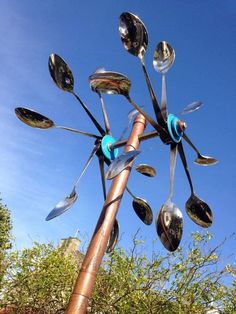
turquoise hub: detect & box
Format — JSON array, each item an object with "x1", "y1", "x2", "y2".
[
  {"x1": 167, "y1": 114, "x2": 184, "y2": 143},
  {"x1": 101, "y1": 135, "x2": 119, "y2": 160}
]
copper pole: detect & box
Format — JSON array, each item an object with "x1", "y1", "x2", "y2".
[{"x1": 66, "y1": 114, "x2": 147, "y2": 314}]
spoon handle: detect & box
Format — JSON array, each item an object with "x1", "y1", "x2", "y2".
[
  {"x1": 182, "y1": 133, "x2": 201, "y2": 156},
  {"x1": 125, "y1": 94, "x2": 171, "y2": 144},
  {"x1": 72, "y1": 91, "x2": 106, "y2": 136},
  {"x1": 168, "y1": 143, "x2": 177, "y2": 200},
  {"x1": 98, "y1": 93, "x2": 112, "y2": 135},
  {"x1": 141, "y1": 62, "x2": 165, "y2": 127},
  {"x1": 56, "y1": 126, "x2": 101, "y2": 139},
  {"x1": 74, "y1": 143, "x2": 100, "y2": 188},
  {"x1": 125, "y1": 186, "x2": 136, "y2": 199},
  {"x1": 98, "y1": 154, "x2": 107, "y2": 201},
  {"x1": 161, "y1": 74, "x2": 168, "y2": 120},
  {"x1": 177, "y1": 141, "x2": 194, "y2": 194},
  {"x1": 117, "y1": 109, "x2": 138, "y2": 141}
]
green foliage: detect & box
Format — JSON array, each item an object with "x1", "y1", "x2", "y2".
[
  {"x1": 0, "y1": 199, "x2": 12, "y2": 285},
  {"x1": 1, "y1": 243, "x2": 78, "y2": 314},
  {"x1": 0, "y1": 199, "x2": 12, "y2": 251},
  {"x1": 0, "y1": 232, "x2": 235, "y2": 314},
  {"x1": 90, "y1": 232, "x2": 235, "y2": 314}
]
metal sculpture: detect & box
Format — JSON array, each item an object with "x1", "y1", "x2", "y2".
[{"x1": 14, "y1": 12, "x2": 217, "y2": 313}]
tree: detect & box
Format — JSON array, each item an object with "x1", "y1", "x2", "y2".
[
  {"x1": 0, "y1": 232, "x2": 235, "y2": 314},
  {"x1": 0, "y1": 198, "x2": 12, "y2": 285},
  {"x1": 90, "y1": 232, "x2": 236, "y2": 314},
  {"x1": 0, "y1": 243, "x2": 78, "y2": 314},
  {"x1": 0, "y1": 198, "x2": 12, "y2": 251}
]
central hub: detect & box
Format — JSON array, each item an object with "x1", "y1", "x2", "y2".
[
  {"x1": 101, "y1": 135, "x2": 119, "y2": 160},
  {"x1": 167, "y1": 114, "x2": 187, "y2": 143}
]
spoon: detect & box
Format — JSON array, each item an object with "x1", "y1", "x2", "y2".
[
  {"x1": 125, "y1": 187, "x2": 153, "y2": 225},
  {"x1": 48, "y1": 53, "x2": 106, "y2": 136},
  {"x1": 156, "y1": 144, "x2": 183, "y2": 251},
  {"x1": 45, "y1": 143, "x2": 100, "y2": 221},
  {"x1": 89, "y1": 69, "x2": 112, "y2": 135},
  {"x1": 181, "y1": 101, "x2": 203, "y2": 115},
  {"x1": 119, "y1": 12, "x2": 166, "y2": 128},
  {"x1": 153, "y1": 41, "x2": 175, "y2": 121},
  {"x1": 106, "y1": 150, "x2": 140, "y2": 180},
  {"x1": 183, "y1": 133, "x2": 218, "y2": 166},
  {"x1": 106, "y1": 219, "x2": 119, "y2": 253},
  {"x1": 177, "y1": 141, "x2": 213, "y2": 228},
  {"x1": 135, "y1": 164, "x2": 156, "y2": 177},
  {"x1": 15, "y1": 107, "x2": 101, "y2": 139},
  {"x1": 88, "y1": 70, "x2": 172, "y2": 144}
]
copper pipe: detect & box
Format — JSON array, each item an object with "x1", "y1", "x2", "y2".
[{"x1": 65, "y1": 114, "x2": 147, "y2": 314}]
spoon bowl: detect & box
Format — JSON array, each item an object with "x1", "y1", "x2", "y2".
[
  {"x1": 181, "y1": 101, "x2": 203, "y2": 115},
  {"x1": 156, "y1": 201, "x2": 183, "y2": 252},
  {"x1": 194, "y1": 155, "x2": 218, "y2": 166},
  {"x1": 153, "y1": 41, "x2": 175, "y2": 74},
  {"x1": 106, "y1": 219, "x2": 119, "y2": 253},
  {"x1": 15, "y1": 107, "x2": 54, "y2": 129},
  {"x1": 185, "y1": 194, "x2": 212, "y2": 228},
  {"x1": 48, "y1": 54, "x2": 74, "y2": 92},
  {"x1": 89, "y1": 71, "x2": 131, "y2": 96},
  {"x1": 106, "y1": 150, "x2": 140, "y2": 180},
  {"x1": 119, "y1": 12, "x2": 148, "y2": 61},
  {"x1": 132, "y1": 197, "x2": 153, "y2": 225},
  {"x1": 46, "y1": 189, "x2": 77, "y2": 221},
  {"x1": 135, "y1": 164, "x2": 156, "y2": 177}
]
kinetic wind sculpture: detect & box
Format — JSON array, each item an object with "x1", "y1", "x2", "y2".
[{"x1": 15, "y1": 12, "x2": 217, "y2": 254}]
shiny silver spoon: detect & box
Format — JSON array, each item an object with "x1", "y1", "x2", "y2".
[
  {"x1": 106, "y1": 219, "x2": 119, "y2": 253},
  {"x1": 45, "y1": 143, "x2": 100, "y2": 221},
  {"x1": 156, "y1": 144, "x2": 183, "y2": 251},
  {"x1": 15, "y1": 107, "x2": 101, "y2": 139},
  {"x1": 89, "y1": 68, "x2": 111, "y2": 135},
  {"x1": 177, "y1": 141, "x2": 213, "y2": 228},
  {"x1": 153, "y1": 41, "x2": 175, "y2": 120},
  {"x1": 119, "y1": 12, "x2": 166, "y2": 128},
  {"x1": 126, "y1": 187, "x2": 153, "y2": 225},
  {"x1": 183, "y1": 133, "x2": 218, "y2": 166},
  {"x1": 135, "y1": 164, "x2": 156, "y2": 177},
  {"x1": 48, "y1": 53, "x2": 106, "y2": 136},
  {"x1": 106, "y1": 150, "x2": 140, "y2": 180},
  {"x1": 181, "y1": 101, "x2": 203, "y2": 115},
  {"x1": 89, "y1": 70, "x2": 171, "y2": 144}
]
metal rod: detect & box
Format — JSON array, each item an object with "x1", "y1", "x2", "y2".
[
  {"x1": 56, "y1": 126, "x2": 101, "y2": 139},
  {"x1": 65, "y1": 114, "x2": 147, "y2": 314},
  {"x1": 111, "y1": 130, "x2": 159, "y2": 149}
]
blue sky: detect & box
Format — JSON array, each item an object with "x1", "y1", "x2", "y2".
[{"x1": 0, "y1": 1, "x2": 235, "y2": 260}]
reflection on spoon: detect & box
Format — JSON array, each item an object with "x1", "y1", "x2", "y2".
[
  {"x1": 135, "y1": 164, "x2": 156, "y2": 177},
  {"x1": 106, "y1": 150, "x2": 140, "y2": 180},
  {"x1": 106, "y1": 219, "x2": 119, "y2": 253},
  {"x1": 126, "y1": 187, "x2": 153, "y2": 225}
]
